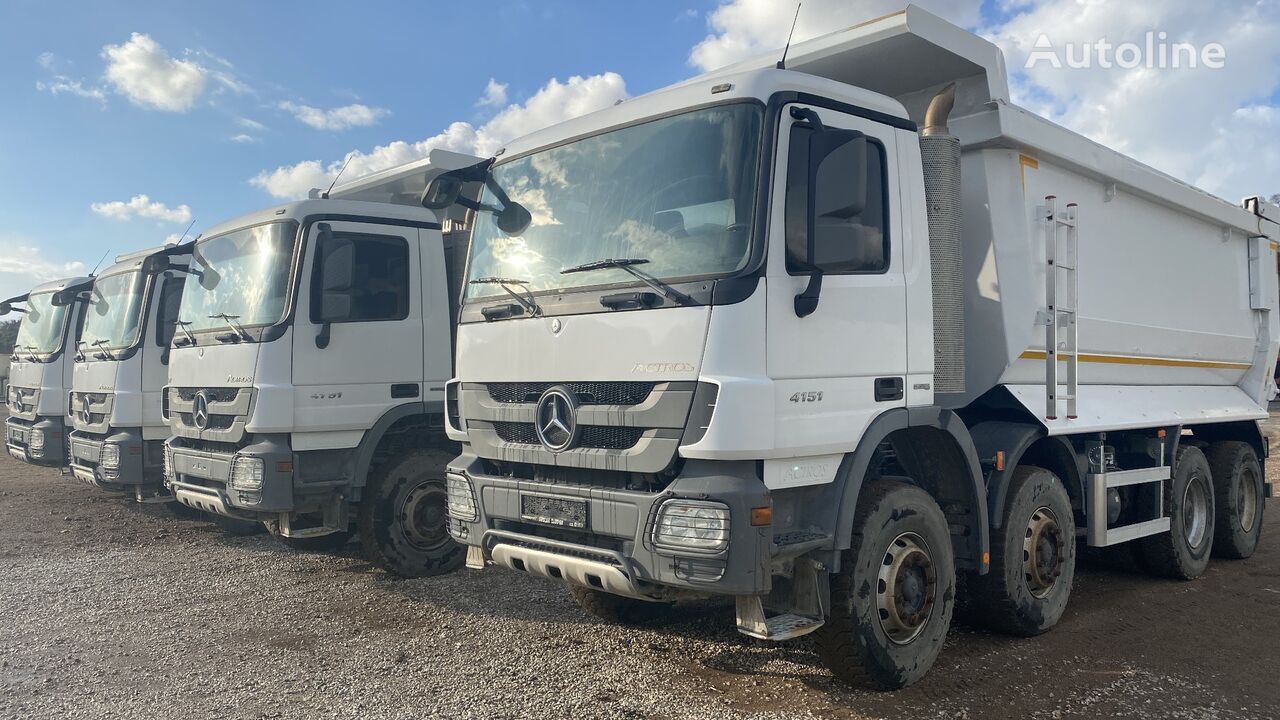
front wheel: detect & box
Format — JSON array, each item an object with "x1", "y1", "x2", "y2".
[
  {"x1": 815, "y1": 479, "x2": 956, "y2": 691},
  {"x1": 358, "y1": 449, "x2": 465, "y2": 578}
]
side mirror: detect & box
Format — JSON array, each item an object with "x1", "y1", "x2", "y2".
[
  {"x1": 198, "y1": 267, "x2": 220, "y2": 290},
  {"x1": 496, "y1": 202, "x2": 532, "y2": 236},
  {"x1": 142, "y1": 255, "x2": 172, "y2": 275},
  {"x1": 0, "y1": 302, "x2": 9, "y2": 316},
  {"x1": 792, "y1": 107, "x2": 868, "y2": 318},
  {"x1": 421, "y1": 172, "x2": 464, "y2": 210},
  {"x1": 51, "y1": 289, "x2": 78, "y2": 307}
]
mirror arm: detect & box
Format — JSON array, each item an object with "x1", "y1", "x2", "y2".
[
  {"x1": 315, "y1": 322, "x2": 331, "y2": 349},
  {"x1": 789, "y1": 106, "x2": 825, "y2": 132},
  {"x1": 794, "y1": 269, "x2": 824, "y2": 318}
]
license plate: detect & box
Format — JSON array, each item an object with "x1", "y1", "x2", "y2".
[{"x1": 520, "y1": 494, "x2": 588, "y2": 529}]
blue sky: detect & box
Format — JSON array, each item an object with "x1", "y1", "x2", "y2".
[{"x1": 1, "y1": 0, "x2": 1277, "y2": 301}]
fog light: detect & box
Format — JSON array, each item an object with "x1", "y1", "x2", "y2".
[
  {"x1": 446, "y1": 473, "x2": 477, "y2": 521},
  {"x1": 229, "y1": 456, "x2": 264, "y2": 492},
  {"x1": 99, "y1": 443, "x2": 120, "y2": 470},
  {"x1": 28, "y1": 428, "x2": 45, "y2": 458},
  {"x1": 653, "y1": 500, "x2": 730, "y2": 553}
]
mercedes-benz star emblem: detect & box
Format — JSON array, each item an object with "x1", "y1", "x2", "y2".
[
  {"x1": 534, "y1": 386, "x2": 579, "y2": 453},
  {"x1": 80, "y1": 395, "x2": 93, "y2": 425},
  {"x1": 191, "y1": 391, "x2": 211, "y2": 431}
]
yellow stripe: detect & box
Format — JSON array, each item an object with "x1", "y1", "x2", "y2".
[{"x1": 1018, "y1": 350, "x2": 1250, "y2": 370}]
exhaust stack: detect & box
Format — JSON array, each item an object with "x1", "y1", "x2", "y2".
[{"x1": 919, "y1": 82, "x2": 965, "y2": 394}]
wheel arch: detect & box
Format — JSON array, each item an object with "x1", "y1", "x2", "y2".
[
  {"x1": 969, "y1": 421, "x2": 1085, "y2": 529},
  {"x1": 351, "y1": 401, "x2": 449, "y2": 489}
]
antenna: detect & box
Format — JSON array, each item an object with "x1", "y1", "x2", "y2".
[
  {"x1": 88, "y1": 249, "x2": 111, "y2": 277},
  {"x1": 776, "y1": 3, "x2": 802, "y2": 70},
  {"x1": 321, "y1": 156, "x2": 353, "y2": 199},
  {"x1": 174, "y1": 217, "x2": 197, "y2": 244}
]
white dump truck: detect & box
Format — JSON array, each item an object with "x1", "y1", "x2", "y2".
[
  {"x1": 4, "y1": 276, "x2": 91, "y2": 466},
  {"x1": 434, "y1": 6, "x2": 1279, "y2": 689},
  {"x1": 163, "y1": 150, "x2": 481, "y2": 576},
  {"x1": 66, "y1": 244, "x2": 193, "y2": 501}
]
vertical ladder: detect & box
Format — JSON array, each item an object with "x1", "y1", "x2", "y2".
[{"x1": 1043, "y1": 196, "x2": 1079, "y2": 420}]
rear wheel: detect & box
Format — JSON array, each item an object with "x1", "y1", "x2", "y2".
[
  {"x1": 1207, "y1": 441, "x2": 1265, "y2": 559},
  {"x1": 1138, "y1": 445, "x2": 1215, "y2": 579},
  {"x1": 567, "y1": 585, "x2": 672, "y2": 626},
  {"x1": 358, "y1": 449, "x2": 464, "y2": 578},
  {"x1": 276, "y1": 529, "x2": 354, "y2": 552},
  {"x1": 815, "y1": 479, "x2": 955, "y2": 690},
  {"x1": 969, "y1": 466, "x2": 1076, "y2": 636}
]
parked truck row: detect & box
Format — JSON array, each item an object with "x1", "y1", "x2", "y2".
[{"x1": 3, "y1": 6, "x2": 1277, "y2": 691}]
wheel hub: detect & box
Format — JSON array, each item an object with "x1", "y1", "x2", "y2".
[
  {"x1": 1181, "y1": 473, "x2": 1210, "y2": 550},
  {"x1": 876, "y1": 532, "x2": 936, "y2": 645},
  {"x1": 400, "y1": 480, "x2": 450, "y2": 552},
  {"x1": 1023, "y1": 507, "x2": 1064, "y2": 598}
]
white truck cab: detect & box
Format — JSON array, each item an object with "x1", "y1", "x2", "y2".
[
  {"x1": 439, "y1": 7, "x2": 1279, "y2": 689},
  {"x1": 66, "y1": 244, "x2": 192, "y2": 500},
  {"x1": 163, "y1": 150, "x2": 481, "y2": 576},
  {"x1": 4, "y1": 275, "x2": 91, "y2": 466}
]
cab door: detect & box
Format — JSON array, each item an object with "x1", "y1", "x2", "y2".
[
  {"x1": 292, "y1": 220, "x2": 423, "y2": 444},
  {"x1": 765, "y1": 104, "x2": 908, "y2": 457}
]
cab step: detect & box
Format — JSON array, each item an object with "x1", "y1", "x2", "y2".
[
  {"x1": 735, "y1": 557, "x2": 825, "y2": 641},
  {"x1": 772, "y1": 530, "x2": 830, "y2": 560}
]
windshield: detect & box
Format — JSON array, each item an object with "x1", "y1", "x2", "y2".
[
  {"x1": 13, "y1": 291, "x2": 70, "y2": 357},
  {"x1": 465, "y1": 103, "x2": 762, "y2": 300},
  {"x1": 79, "y1": 271, "x2": 145, "y2": 352},
  {"x1": 179, "y1": 221, "x2": 298, "y2": 333}
]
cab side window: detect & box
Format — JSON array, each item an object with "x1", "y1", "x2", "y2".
[
  {"x1": 310, "y1": 232, "x2": 410, "y2": 323},
  {"x1": 784, "y1": 125, "x2": 889, "y2": 274},
  {"x1": 155, "y1": 275, "x2": 186, "y2": 347}
]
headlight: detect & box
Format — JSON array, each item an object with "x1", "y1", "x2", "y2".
[
  {"x1": 446, "y1": 473, "x2": 477, "y2": 521},
  {"x1": 163, "y1": 445, "x2": 174, "y2": 479},
  {"x1": 229, "y1": 456, "x2": 264, "y2": 492},
  {"x1": 652, "y1": 500, "x2": 730, "y2": 553},
  {"x1": 99, "y1": 443, "x2": 120, "y2": 469},
  {"x1": 28, "y1": 428, "x2": 45, "y2": 456}
]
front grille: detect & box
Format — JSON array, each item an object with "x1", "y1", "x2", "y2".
[
  {"x1": 176, "y1": 438, "x2": 239, "y2": 455},
  {"x1": 486, "y1": 382, "x2": 655, "y2": 406},
  {"x1": 174, "y1": 387, "x2": 240, "y2": 403},
  {"x1": 492, "y1": 421, "x2": 644, "y2": 450},
  {"x1": 178, "y1": 413, "x2": 236, "y2": 431}
]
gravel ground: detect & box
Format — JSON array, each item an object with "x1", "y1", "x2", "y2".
[{"x1": 2, "y1": 412, "x2": 1280, "y2": 719}]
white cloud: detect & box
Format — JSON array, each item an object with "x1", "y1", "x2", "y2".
[
  {"x1": 279, "y1": 101, "x2": 389, "y2": 131},
  {"x1": 236, "y1": 116, "x2": 265, "y2": 131},
  {"x1": 230, "y1": 133, "x2": 260, "y2": 143},
  {"x1": 987, "y1": 0, "x2": 1280, "y2": 203},
  {"x1": 90, "y1": 194, "x2": 192, "y2": 224},
  {"x1": 251, "y1": 73, "x2": 628, "y2": 199},
  {"x1": 36, "y1": 77, "x2": 107, "y2": 103},
  {"x1": 477, "y1": 78, "x2": 509, "y2": 107},
  {"x1": 688, "y1": 0, "x2": 984, "y2": 71},
  {"x1": 0, "y1": 241, "x2": 88, "y2": 303},
  {"x1": 102, "y1": 33, "x2": 208, "y2": 112}
]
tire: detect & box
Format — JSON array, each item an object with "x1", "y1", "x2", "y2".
[
  {"x1": 1206, "y1": 441, "x2": 1265, "y2": 559},
  {"x1": 358, "y1": 449, "x2": 464, "y2": 578},
  {"x1": 276, "y1": 529, "x2": 354, "y2": 553},
  {"x1": 969, "y1": 466, "x2": 1076, "y2": 636},
  {"x1": 211, "y1": 514, "x2": 264, "y2": 536},
  {"x1": 1138, "y1": 445, "x2": 1215, "y2": 579},
  {"x1": 567, "y1": 585, "x2": 672, "y2": 626},
  {"x1": 815, "y1": 479, "x2": 956, "y2": 691}
]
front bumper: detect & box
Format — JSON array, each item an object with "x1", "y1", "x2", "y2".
[
  {"x1": 165, "y1": 435, "x2": 294, "y2": 519},
  {"x1": 67, "y1": 428, "x2": 152, "y2": 488},
  {"x1": 447, "y1": 453, "x2": 773, "y2": 597},
  {"x1": 5, "y1": 415, "x2": 67, "y2": 466}
]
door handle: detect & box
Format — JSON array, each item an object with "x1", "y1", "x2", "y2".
[{"x1": 874, "y1": 377, "x2": 904, "y2": 402}]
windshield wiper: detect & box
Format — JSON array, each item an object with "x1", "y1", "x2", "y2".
[
  {"x1": 174, "y1": 320, "x2": 197, "y2": 347},
  {"x1": 208, "y1": 313, "x2": 252, "y2": 343},
  {"x1": 470, "y1": 277, "x2": 542, "y2": 319},
  {"x1": 560, "y1": 258, "x2": 696, "y2": 306},
  {"x1": 90, "y1": 339, "x2": 116, "y2": 361}
]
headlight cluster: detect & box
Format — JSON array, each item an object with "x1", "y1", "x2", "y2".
[
  {"x1": 28, "y1": 428, "x2": 45, "y2": 458},
  {"x1": 229, "y1": 456, "x2": 264, "y2": 492},
  {"x1": 446, "y1": 474, "x2": 477, "y2": 521},
  {"x1": 652, "y1": 500, "x2": 730, "y2": 553},
  {"x1": 163, "y1": 445, "x2": 174, "y2": 480},
  {"x1": 99, "y1": 443, "x2": 120, "y2": 470}
]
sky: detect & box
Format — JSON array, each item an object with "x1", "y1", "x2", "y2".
[{"x1": 1, "y1": 0, "x2": 1278, "y2": 301}]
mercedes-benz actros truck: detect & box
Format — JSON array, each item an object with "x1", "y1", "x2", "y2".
[
  {"x1": 163, "y1": 149, "x2": 481, "y2": 577},
  {"x1": 66, "y1": 244, "x2": 192, "y2": 503},
  {"x1": 435, "y1": 7, "x2": 1279, "y2": 689},
  {"x1": 4, "y1": 276, "x2": 91, "y2": 466}
]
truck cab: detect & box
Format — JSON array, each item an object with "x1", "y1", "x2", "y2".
[
  {"x1": 66, "y1": 245, "x2": 192, "y2": 500},
  {"x1": 4, "y1": 276, "x2": 91, "y2": 466},
  {"x1": 164, "y1": 149, "x2": 480, "y2": 576}
]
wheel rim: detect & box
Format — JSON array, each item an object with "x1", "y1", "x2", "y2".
[
  {"x1": 1239, "y1": 466, "x2": 1259, "y2": 532},
  {"x1": 1023, "y1": 506, "x2": 1065, "y2": 598},
  {"x1": 399, "y1": 480, "x2": 451, "y2": 552},
  {"x1": 876, "y1": 532, "x2": 937, "y2": 645},
  {"x1": 1181, "y1": 472, "x2": 1210, "y2": 550}
]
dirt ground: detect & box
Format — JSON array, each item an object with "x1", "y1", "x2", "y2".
[{"x1": 1, "y1": 411, "x2": 1279, "y2": 719}]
